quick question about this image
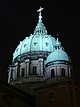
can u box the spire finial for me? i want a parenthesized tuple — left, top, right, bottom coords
(55, 33, 61, 50)
(56, 33, 59, 41)
(37, 6, 44, 21)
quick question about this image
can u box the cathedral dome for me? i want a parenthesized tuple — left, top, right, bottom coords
(13, 9, 56, 61)
(13, 34, 56, 60)
(45, 48, 71, 65)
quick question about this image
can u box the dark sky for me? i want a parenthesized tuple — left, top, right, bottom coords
(0, 0, 80, 82)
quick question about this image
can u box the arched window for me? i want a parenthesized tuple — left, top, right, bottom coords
(40, 30, 41, 33)
(68, 67, 69, 77)
(21, 68, 25, 77)
(51, 69, 55, 77)
(61, 68, 65, 77)
(70, 68, 72, 78)
(33, 66, 37, 75)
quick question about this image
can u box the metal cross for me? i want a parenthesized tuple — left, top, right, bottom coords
(37, 6, 44, 13)
(37, 6, 44, 18)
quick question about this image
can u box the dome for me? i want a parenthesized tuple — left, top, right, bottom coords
(13, 34, 56, 60)
(45, 48, 71, 65)
(13, 10, 56, 61)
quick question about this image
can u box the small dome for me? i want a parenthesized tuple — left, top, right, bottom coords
(45, 48, 71, 65)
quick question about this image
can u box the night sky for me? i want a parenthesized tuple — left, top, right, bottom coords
(0, 0, 80, 82)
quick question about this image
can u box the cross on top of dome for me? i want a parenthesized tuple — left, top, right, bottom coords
(37, 7, 44, 22)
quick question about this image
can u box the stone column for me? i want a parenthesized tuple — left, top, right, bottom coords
(15, 62, 18, 79)
(9, 67, 13, 81)
(39, 58, 43, 76)
(56, 65, 61, 76)
(8, 68, 11, 83)
(12, 67, 16, 80)
(55, 66, 57, 77)
(69, 67, 71, 78)
(65, 67, 68, 77)
(24, 62, 27, 77)
(25, 59, 30, 77)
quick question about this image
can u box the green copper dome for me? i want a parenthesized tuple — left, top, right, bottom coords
(45, 48, 71, 65)
(45, 37, 71, 65)
(13, 8, 56, 61)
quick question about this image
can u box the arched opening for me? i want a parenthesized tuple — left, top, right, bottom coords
(68, 67, 69, 77)
(33, 66, 37, 75)
(51, 69, 55, 77)
(21, 68, 25, 77)
(70, 67, 72, 78)
(61, 68, 65, 77)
